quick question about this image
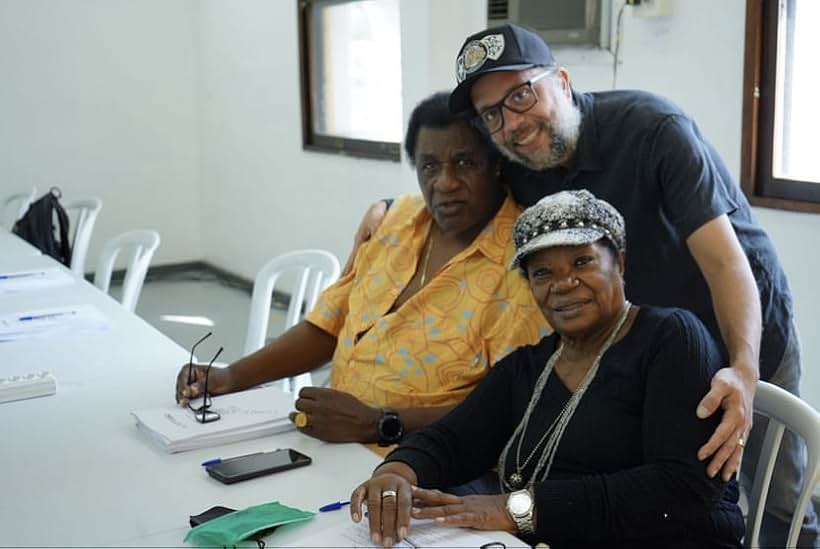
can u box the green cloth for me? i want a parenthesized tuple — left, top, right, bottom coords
(184, 501, 314, 547)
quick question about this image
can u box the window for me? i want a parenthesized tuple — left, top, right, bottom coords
(741, 0, 820, 211)
(298, 0, 402, 161)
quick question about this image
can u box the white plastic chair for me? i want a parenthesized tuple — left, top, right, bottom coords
(65, 197, 102, 276)
(93, 230, 161, 313)
(243, 249, 341, 393)
(2, 187, 37, 230)
(743, 381, 820, 548)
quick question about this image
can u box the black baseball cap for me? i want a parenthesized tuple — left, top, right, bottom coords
(449, 24, 557, 114)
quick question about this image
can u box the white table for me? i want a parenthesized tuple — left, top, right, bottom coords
(0, 229, 42, 263)
(0, 232, 525, 547)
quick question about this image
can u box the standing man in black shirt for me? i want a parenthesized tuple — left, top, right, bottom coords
(443, 23, 814, 547)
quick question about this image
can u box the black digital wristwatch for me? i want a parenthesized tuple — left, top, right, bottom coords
(377, 408, 404, 446)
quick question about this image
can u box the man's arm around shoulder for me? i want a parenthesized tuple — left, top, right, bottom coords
(686, 214, 760, 481)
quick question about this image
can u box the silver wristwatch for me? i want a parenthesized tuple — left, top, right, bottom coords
(506, 488, 535, 535)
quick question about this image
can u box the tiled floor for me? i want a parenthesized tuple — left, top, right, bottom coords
(133, 277, 264, 364)
(128, 275, 330, 386)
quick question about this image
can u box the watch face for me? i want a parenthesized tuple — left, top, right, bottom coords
(508, 491, 532, 514)
(379, 414, 402, 439)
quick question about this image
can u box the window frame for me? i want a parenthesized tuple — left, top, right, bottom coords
(740, 0, 820, 212)
(297, 0, 401, 162)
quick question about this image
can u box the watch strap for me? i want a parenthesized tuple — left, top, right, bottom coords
(507, 489, 535, 535)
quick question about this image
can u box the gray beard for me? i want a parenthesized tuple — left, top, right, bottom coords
(499, 103, 582, 171)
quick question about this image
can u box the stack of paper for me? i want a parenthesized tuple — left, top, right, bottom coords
(0, 304, 109, 342)
(0, 268, 74, 294)
(132, 385, 296, 453)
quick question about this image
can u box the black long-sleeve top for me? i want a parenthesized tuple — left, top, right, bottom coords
(385, 307, 744, 548)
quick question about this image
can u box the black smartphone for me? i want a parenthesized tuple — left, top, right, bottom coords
(189, 506, 279, 540)
(205, 449, 312, 484)
(189, 505, 236, 527)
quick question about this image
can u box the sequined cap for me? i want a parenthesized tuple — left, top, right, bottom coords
(510, 190, 626, 270)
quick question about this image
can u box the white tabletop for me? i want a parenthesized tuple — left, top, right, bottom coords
(0, 230, 524, 547)
(0, 229, 42, 263)
(0, 255, 185, 385)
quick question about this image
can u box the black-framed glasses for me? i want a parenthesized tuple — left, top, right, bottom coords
(187, 331, 212, 386)
(473, 68, 556, 135)
(186, 332, 223, 424)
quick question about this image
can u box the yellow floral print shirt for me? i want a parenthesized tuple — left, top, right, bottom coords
(305, 194, 550, 410)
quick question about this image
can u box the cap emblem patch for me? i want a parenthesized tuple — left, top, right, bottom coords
(456, 34, 505, 83)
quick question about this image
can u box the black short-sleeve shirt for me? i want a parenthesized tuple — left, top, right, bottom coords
(502, 90, 792, 379)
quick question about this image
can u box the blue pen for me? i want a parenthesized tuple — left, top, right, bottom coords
(18, 311, 77, 322)
(319, 500, 350, 512)
(0, 271, 45, 280)
(201, 451, 263, 468)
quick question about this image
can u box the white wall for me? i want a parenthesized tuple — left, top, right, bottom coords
(197, 0, 405, 280)
(197, 0, 485, 279)
(0, 0, 202, 268)
(755, 208, 820, 409)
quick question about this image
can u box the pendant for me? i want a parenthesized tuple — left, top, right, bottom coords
(508, 472, 524, 489)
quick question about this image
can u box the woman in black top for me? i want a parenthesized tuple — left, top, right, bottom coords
(350, 190, 744, 548)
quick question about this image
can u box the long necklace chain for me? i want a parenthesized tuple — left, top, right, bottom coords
(513, 347, 567, 472)
(419, 232, 434, 287)
(498, 302, 632, 491)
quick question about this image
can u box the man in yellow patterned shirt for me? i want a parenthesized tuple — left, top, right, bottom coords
(311, 191, 545, 408)
(176, 92, 548, 446)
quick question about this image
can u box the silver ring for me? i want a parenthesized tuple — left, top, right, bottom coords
(381, 490, 398, 499)
(738, 437, 746, 449)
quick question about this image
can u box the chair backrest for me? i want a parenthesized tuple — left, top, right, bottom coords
(244, 249, 341, 392)
(2, 187, 37, 230)
(93, 230, 161, 313)
(744, 381, 820, 548)
(65, 197, 102, 276)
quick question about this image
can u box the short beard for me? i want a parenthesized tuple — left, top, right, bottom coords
(498, 98, 582, 171)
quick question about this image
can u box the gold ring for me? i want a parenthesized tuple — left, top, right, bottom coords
(294, 412, 309, 428)
(738, 437, 746, 449)
(381, 490, 398, 499)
